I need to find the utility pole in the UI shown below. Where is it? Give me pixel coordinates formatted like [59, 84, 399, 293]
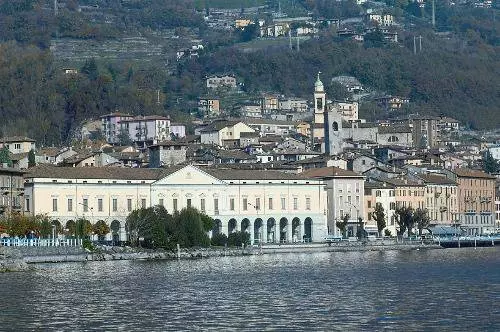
[296, 36, 300, 52]
[54, 0, 58, 16]
[418, 35, 422, 52]
[289, 29, 292, 50]
[413, 36, 417, 55]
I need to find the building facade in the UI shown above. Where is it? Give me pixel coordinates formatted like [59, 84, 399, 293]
[454, 169, 496, 235]
[301, 167, 365, 238]
[24, 165, 327, 244]
[0, 166, 25, 217]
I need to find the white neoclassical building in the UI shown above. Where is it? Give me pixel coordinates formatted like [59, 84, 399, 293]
[24, 165, 327, 244]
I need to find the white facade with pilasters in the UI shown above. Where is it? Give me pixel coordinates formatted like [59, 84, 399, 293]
[24, 165, 328, 244]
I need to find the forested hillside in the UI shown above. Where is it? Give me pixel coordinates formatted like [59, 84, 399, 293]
[0, 0, 499, 146]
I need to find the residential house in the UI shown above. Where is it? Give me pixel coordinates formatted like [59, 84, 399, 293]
[301, 167, 365, 238]
[0, 136, 36, 154]
[364, 180, 397, 236]
[454, 168, 496, 235]
[206, 75, 237, 89]
[120, 115, 171, 148]
[199, 120, 256, 146]
[100, 112, 134, 144]
[241, 105, 262, 118]
[0, 166, 25, 216]
[418, 174, 458, 225]
[198, 98, 221, 117]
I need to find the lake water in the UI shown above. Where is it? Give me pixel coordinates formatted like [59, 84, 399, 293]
[1, 248, 499, 331]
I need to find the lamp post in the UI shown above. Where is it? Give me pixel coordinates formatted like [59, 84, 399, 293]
[52, 224, 56, 246]
[247, 202, 259, 245]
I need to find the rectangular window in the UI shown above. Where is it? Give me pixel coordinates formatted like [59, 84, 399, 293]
[293, 197, 298, 210]
[127, 198, 132, 212]
[25, 198, 30, 212]
[67, 198, 73, 212]
[281, 197, 286, 210]
[187, 199, 192, 208]
[269, 198, 273, 210]
[52, 198, 58, 212]
[243, 198, 248, 210]
[214, 198, 219, 214]
[229, 198, 235, 211]
[98, 198, 103, 212]
[200, 198, 206, 212]
[141, 199, 146, 209]
[83, 198, 88, 212]
[255, 198, 261, 210]
[159, 199, 164, 207]
[368, 201, 372, 208]
[173, 198, 178, 212]
[112, 198, 118, 212]
[306, 197, 311, 210]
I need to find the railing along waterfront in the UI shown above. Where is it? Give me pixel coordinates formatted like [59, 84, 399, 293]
[0, 238, 82, 247]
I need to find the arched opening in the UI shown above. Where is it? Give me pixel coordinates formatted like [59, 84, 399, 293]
[254, 218, 263, 244]
[279, 217, 288, 243]
[267, 218, 276, 243]
[332, 121, 339, 131]
[65, 220, 76, 237]
[304, 218, 313, 242]
[228, 218, 238, 234]
[292, 217, 301, 243]
[111, 220, 121, 244]
[51, 220, 62, 237]
[241, 218, 250, 234]
[212, 219, 222, 235]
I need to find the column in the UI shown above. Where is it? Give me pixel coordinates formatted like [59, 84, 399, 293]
[286, 222, 293, 243]
[300, 222, 305, 242]
[222, 220, 229, 236]
[275, 223, 280, 243]
[249, 221, 254, 245]
[261, 220, 267, 244]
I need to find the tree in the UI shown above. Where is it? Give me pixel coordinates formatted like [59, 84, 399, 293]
[239, 23, 259, 42]
[211, 233, 228, 247]
[372, 203, 387, 237]
[93, 220, 110, 241]
[336, 213, 349, 238]
[394, 206, 414, 237]
[482, 151, 499, 174]
[414, 208, 431, 236]
[227, 231, 250, 247]
[0, 146, 12, 167]
[27, 149, 36, 167]
[356, 217, 367, 240]
[75, 218, 92, 239]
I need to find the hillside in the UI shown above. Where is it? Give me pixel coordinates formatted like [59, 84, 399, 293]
[0, 0, 498, 146]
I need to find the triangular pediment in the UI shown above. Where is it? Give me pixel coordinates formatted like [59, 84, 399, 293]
[153, 165, 226, 186]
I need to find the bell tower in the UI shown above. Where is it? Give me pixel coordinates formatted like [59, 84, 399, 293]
[313, 72, 326, 142]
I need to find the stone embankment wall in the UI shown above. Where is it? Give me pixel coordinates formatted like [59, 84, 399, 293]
[14, 241, 441, 264]
[0, 247, 29, 272]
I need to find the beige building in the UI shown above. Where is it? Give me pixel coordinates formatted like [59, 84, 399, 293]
[364, 181, 397, 236]
[301, 167, 365, 238]
[419, 174, 458, 225]
[200, 121, 256, 146]
[24, 165, 327, 244]
[454, 169, 496, 235]
[0, 136, 36, 154]
[384, 178, 425, 210]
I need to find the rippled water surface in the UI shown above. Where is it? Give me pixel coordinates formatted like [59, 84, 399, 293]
[1, 248, 499, 331]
